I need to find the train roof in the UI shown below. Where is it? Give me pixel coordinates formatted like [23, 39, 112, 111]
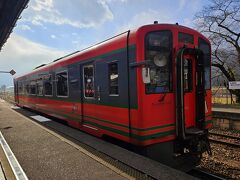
[15, 23, 209, 80]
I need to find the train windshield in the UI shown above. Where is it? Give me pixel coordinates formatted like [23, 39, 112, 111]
[145, 31, 172, 94]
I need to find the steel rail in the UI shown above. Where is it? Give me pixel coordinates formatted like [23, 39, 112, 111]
[209, 137, 240, 148]
[188, 168, 226, 180]
[209, 132, 240, 141]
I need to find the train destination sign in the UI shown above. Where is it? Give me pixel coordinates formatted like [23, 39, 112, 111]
[229, 81, 240, 89]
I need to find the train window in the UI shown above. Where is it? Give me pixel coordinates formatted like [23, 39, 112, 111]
[108, 62, 119, 95]
[198, 38, 211, 89]
[145, 31, 172, 94]
[56, 71, 68, 97]
[178, 32, 194, 44]
[36, 79, 43, 96]
[25, 84, 29, 95]
[83, 65, 95, 98]
[18, 83, 23, 94]
[30, 81, 36, 95]
[184, 59, 192, 92]
[44, 75, 53, 96]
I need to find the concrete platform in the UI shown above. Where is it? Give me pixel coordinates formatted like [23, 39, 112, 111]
[212, 107, 240, 114]
[212, 107, 240, 130]
[0, 100, 196, 180]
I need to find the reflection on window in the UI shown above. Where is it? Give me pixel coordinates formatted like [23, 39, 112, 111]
[178, 32, 194, 44]
[30, 81, 36, 95]
[37, 79, 43, 96]
[109, 62, 119, 95]
[145, 31, 172, 93]
[25, 84, 29, 94]
[18, 83, 23, 94]
[184, 59, 192, 92]
[199, 38, 211, 89]
[56, 71, 68, 97]
[83, 65, 95, 98]
[44, 75, 53, 96]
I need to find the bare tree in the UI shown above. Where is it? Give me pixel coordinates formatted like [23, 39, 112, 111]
[195, 0, 240, 102]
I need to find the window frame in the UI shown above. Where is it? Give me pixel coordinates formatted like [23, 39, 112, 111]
[29, 80, 37, 95]
[83, 64, 95, 99]
[24, 83, 29, 95]
[144, 30, 173, 94]
[44, 74, 53, 97]
[178, 32, 194, 44]
[108, 61, 119, 96]
[36, 78, 44, 96]
[198, 38, 211, 90]
[55, 70, 69, 98]
[18, 82, 23, 95]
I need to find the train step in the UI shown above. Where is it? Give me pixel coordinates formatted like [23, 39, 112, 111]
[185, 128, 205, 136]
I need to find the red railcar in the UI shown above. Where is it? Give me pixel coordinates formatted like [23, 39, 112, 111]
[14, 23, 212, 170]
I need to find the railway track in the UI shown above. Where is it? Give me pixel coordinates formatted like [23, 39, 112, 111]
[188, 168, 226, 180]
[209, 132, 240, 140]
[209, 132, 240, 148]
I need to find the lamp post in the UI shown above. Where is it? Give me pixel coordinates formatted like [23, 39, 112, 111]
[0, 69, 16, 75]
[0, 69, 16, 101]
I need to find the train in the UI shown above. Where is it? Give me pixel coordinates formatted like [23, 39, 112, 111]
[14, 22, 212, 170]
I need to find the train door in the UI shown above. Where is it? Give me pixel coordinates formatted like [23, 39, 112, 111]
[183, 57, 196, 128]
[14, 80, 19, 104]
[80, 63, 97, 130]
[176, 48, 205, 138]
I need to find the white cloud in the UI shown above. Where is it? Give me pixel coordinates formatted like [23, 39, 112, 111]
[51, 34, 56, 39]
[116, 9, 174, 33]
[71, 39, 89, 50]
[0, 34, 66, 81]
[183, 18, 193, 28]
[19, 25, 33, 31]
[102, 0, 128, 3]
[71, 33, 77, 36]
[178, 0, 187, 11]
[21, 0, 114, 28]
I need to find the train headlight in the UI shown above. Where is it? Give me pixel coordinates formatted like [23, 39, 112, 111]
[153, 53, 167, 67]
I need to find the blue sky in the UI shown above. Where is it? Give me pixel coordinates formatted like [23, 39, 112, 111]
[0, 0, 208, 87]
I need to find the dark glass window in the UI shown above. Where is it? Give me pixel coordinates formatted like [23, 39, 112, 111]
[109, 62, 119, 95]
[36, 79, 43, 96]
[199, 38, 211, 89]
[44, 75, 53, 96]
[30, 81, 36, 95]
[83, 65, 95, 98]
[184, 59, 193, 92]
[145, 31, 172, 94]
[178, 32, 194, 44]
[18, 83, 23, 94]
[25, 84, 29, 94]
[56, 71, 68, 97]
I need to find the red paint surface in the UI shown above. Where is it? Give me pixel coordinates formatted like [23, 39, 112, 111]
[15, 24, 212, 147]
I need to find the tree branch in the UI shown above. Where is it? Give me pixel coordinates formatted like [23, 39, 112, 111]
[212, 63, 235, 81]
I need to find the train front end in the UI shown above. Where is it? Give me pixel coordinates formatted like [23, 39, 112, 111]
[135, 24, 212, 170]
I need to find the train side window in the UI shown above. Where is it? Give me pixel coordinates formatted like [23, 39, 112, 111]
[44, 75, 53, 96]
[37, 79, 43, 96]
[56, 71, 68, 97]
[25, 84, 29, 95]
[83, 65, 95, 98]
[108, 62, 119, 96]
[198, 38, 211, 89]
[30, 81, 36, 95]
[18, 82, 23, 95]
